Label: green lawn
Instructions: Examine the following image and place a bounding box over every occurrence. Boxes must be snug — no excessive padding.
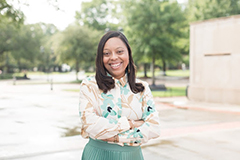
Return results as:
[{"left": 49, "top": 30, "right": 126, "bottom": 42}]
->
[
  {"left": 4, "top": 70, "right": 187, "bottom": 97},
  {"left": 151, "top": 87, "right": 186, "bottom": 97},
  {"left": 85, "top": 70, "right": 190, "bottom": 77},
  {"left": 0, "top": 71, "right": 72, "bottom": 80},
  {"left": 13, "top": 71, "right": 73, "bottom": 76},
  {"left": 64, "top": 86, "right": 187, "bottom": 97},
  {"left": 0, "top": 73, "right": 13, "bottom": 80},
  {"left": 1, "top": 69, "right": 189, "bottom": 80},
  {"left": 165, "top": 70, "right": 189, "bottom": 77},
  {"left": 84, "top": 72, "right": 95, "bottom": 76},
  {"left": 137, "top": 69, "right": 189, "bottom": 78}
]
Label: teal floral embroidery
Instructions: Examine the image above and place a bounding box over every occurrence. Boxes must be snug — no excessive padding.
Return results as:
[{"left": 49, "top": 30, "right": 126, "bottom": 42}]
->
[
  {"left": 139, "top": 95, "right": 143, "bottom": 103},
  {"left": 86, "top": 76, "right": 92, "bottom": 81},
  {"left": 117, "top": 110, "right": 122, "bottom": 118},
  {"left": 116, "top": 98, "right": 122, "bottom": 108},
  {"left": 121, "top": 84, "right": 129, "bottom": 95},
  {"left": 142, "top": 100, "right": 156, "bottom": 119},
  {"left": 101, "top": 93, "right": 117, "bottom": 118},
  {"left": 127, "top": 128, "right": 143, "bottom": 139},
  {"left": 145, "top": 122, "right": 150, "bottom": 127},
  {"left": 116, "top": 98, "right": 122, "bottom": 118},
  {"left": 109, "top": 118, "right": 117, "bottom": 124}
]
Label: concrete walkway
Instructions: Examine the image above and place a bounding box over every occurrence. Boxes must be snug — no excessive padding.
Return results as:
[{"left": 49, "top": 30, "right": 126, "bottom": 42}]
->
[{"left": 1, "top": 76, "right": 240, "bottom": 160}]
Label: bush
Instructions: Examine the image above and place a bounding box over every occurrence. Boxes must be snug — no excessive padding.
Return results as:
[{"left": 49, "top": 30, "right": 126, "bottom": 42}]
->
[{"left": 0, "top": 73, "right": 13, "bottom": 80}]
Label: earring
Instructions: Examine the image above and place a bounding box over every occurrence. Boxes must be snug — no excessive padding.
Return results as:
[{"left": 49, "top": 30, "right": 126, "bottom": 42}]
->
[{"left": 128, "top": 65, "right": 130, "bottom": 73}]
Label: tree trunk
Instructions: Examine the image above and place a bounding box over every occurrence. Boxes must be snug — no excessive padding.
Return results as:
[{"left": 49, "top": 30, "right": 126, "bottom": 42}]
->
[
  {"left": 162, "top": 59, "right": 167, "bottom": 76},
  {"left": 151, "top": 56, "right": 156, "bottom": 86},
  {"left": 76, "top": 60, "right": 79, "bottom": 81},
  {"left": 58, "top": 66, "right": 62, "bottom": 72},
  {"left": 17, "top": 60, "right": 22, "bottom": 72},
  {"left": 144, "top": 63, "right": 148, "bottom": 78},
  {"left": 5, "top": 54, "right": 10, "bottom": 73}
]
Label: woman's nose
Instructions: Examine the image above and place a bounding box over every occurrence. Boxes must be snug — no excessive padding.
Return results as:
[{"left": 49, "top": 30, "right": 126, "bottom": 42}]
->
[{"left": 110, "top": 52, "right": 118, "bottom": 60}]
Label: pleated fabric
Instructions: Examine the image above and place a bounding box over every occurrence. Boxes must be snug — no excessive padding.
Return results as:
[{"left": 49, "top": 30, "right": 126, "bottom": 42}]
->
[{"left": 81, "top": 138, "right": 144, "bottom": 160}]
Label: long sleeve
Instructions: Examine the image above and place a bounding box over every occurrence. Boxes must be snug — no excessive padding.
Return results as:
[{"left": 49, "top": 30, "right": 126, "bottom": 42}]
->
[
  {"left": 79, "top": 79, "right": 130, "bottom": 140},
  {"left": 117, "top": 83, "right": 160, "bottom": 145}
]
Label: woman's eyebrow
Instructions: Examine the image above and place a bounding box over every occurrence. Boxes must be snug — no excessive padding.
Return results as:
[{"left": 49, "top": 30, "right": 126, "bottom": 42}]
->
[
  {"left": 104, "top": 47, "right": 124, "bottom": 50},
  {"left": 116, "top": 47, "right": 124, "bottom": 49}
]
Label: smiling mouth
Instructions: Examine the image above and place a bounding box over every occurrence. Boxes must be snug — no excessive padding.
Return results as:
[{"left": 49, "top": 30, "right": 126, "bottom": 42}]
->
[{"left": 110, "top": 63, "right": 122, "bottom": 69}]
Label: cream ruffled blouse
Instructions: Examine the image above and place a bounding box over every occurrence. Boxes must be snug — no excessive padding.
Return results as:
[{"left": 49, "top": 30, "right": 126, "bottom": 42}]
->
[{"left": 79, "top": 75, "right": 160, "bottom": 146}]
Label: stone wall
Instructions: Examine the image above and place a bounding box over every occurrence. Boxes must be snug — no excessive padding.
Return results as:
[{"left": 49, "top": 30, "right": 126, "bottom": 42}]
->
[{"left": 188, "top": 15, "right": 240, "bottom": 105}]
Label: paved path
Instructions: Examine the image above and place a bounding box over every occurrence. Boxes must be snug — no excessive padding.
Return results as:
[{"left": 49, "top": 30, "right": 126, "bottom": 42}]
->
[{"left": 1, "top": 77, "right": 240, "bottom": 160}]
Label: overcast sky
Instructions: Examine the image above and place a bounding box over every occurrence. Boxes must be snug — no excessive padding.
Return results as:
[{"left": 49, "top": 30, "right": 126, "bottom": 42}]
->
[{"left": 15, "top": 0, "right": 82, "bottom": 30}]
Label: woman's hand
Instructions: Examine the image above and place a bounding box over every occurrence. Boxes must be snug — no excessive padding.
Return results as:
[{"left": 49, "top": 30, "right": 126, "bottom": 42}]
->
[
  {"left": 102, "top": 120, "right": 144, "bottom": 142},
  {"left": 102, "top": 135, "right": 119, "bottom": 142},
  {"left": 129, "top": 119, "right": 144, "bottom": 129},
  {"left": 134, "top": 120, "right": 145, "bottom": 128}
]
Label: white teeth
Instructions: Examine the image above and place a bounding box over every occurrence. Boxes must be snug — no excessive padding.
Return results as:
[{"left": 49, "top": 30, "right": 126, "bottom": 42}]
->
[{"left": 111, "top": 63, "right": 121, "bottom": 67}]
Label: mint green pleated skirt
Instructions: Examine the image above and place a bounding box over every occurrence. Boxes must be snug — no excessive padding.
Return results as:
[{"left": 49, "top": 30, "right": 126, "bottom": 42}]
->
[{"left": 81, "top": 138, "right": 144, "bottom": 160}]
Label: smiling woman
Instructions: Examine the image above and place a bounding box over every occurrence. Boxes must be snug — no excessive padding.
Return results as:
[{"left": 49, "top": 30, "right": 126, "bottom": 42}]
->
[
  {"left": 78, "top": 31, "right": 160, "bottom": 160},
  {"left": 103, "top": 37, "right": 129, "bottom": 79}
]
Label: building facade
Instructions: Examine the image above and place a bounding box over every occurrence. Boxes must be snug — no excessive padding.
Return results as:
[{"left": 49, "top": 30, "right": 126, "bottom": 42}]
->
[{"left": 188, "top": 15, "right": 240, "bottom": 105}]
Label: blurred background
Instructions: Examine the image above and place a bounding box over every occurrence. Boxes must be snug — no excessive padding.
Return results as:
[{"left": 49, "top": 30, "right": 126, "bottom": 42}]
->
[
  {"left": 1, "top": 0, "right": 239, "bottom": 85},
  {"left": 1, "top": 0, "right": 240, "bottom": 160},
  {"left": 1, "top": 0, "right": 193, "bottom": 83}
]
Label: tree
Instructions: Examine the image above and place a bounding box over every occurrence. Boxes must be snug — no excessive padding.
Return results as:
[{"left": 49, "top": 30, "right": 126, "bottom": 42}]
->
[
  {"left": 0, "top": 22, "right": 57, "bottom": 74},
  {"left": 37, "top": 23, "right": 59, "bottom": 73},
  {"left": 75, "top": 0, "right": 121, "bottom": 31},
  {"left": 0, "top": 18, "right": 17, "bottom": 57},
  {"left": 0, "top": 0, "right": 62, "bottom": 75},
  {"left": 123, "top": 0, "right": 188, "bottom": 85},
  {"left": 56, "top": 25, "right": 100, "bottom": 80},
  {"left": 0, "top": 17, "right": 21, "bottom": 73},
  {"left": 10, "top": 23, "right": 45, "bottom": 73},
  {"left": 187, "top": 0, "right": 240, "bottom": 21},
  {"left": 0, "top": 0, "right": 24, "bottom": 24}
]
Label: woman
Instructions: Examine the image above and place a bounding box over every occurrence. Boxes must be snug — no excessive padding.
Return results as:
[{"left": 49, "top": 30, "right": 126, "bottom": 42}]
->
[{"left": 79, "top": 31, "right": 160, "bottom": 160}]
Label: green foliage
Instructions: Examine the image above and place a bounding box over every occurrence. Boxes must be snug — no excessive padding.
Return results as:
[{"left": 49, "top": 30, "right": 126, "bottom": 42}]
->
[
  {"left": 0, "top": 21, "right": 59, "bottom": 73},
  {"left": 11, "top": 24, "right": 44, "bottom": 69},
  {"left": 4, "top": 0, "right": 238, "bottom": 79},
  {"left": 0, "top": 0, "right": 24, "bottom": 24},
  {"left": 124, "top": 0, "right": 186, "bottom": 56},
  {"left": 187, "top": 0, "right": 240, "bottom": 21},
  {"left": 0, "top": 23, "right": 42, "bottom": 72},
  {"left": 38, "top": 23, "right": 59, "bottom": 72},
  {"left": 58, "top": 25, "right": 99, "bottom": 63},
  {"left": 76, "top": 0, "right": 121, "bottom": 31},
  {"left": 123, "top": 0, "right": 188, "bottom": 84},
  {"left": 0, "top": 18, "right": 17, "bottom": 56},
  {"left": 55, "top": 24, "right": 101, "bottom": 79}
]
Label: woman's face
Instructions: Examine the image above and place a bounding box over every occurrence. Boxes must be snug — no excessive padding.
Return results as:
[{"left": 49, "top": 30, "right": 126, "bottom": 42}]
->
[{"left": 103, "top": 37, "right": 129, "bottom": 79}]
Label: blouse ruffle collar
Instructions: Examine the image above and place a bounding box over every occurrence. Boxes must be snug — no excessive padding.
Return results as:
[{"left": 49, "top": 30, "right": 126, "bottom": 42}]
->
[{"left": 107, "top": 72, "right": 128, "bottom": 87}]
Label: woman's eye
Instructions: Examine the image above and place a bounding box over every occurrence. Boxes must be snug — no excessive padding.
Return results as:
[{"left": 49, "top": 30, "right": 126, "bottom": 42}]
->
[
  {"left": 117, "top": 50, "right": 123, "bottom": 54},
  {"left": 103, "top": 52, "right": 110, "bottom": 56}
]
